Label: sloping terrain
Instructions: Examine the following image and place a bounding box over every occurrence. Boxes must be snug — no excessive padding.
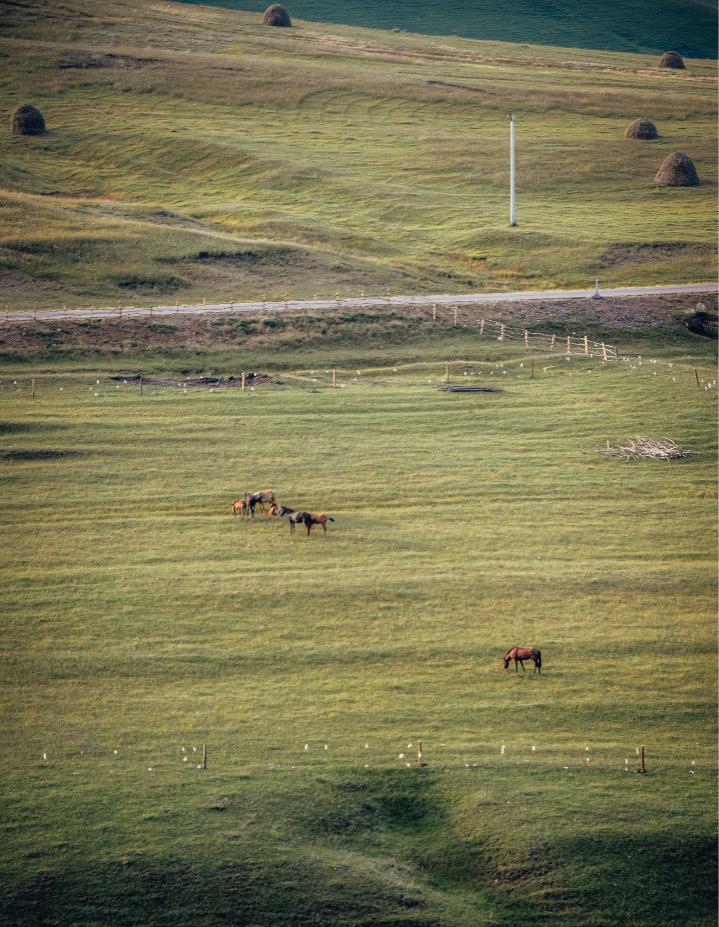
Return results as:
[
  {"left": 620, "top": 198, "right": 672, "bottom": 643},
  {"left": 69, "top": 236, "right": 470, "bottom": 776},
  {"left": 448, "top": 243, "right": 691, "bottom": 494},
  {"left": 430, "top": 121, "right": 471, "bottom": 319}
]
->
[{"left": 0, "top": 0, "right": 716, "bottom": 309}]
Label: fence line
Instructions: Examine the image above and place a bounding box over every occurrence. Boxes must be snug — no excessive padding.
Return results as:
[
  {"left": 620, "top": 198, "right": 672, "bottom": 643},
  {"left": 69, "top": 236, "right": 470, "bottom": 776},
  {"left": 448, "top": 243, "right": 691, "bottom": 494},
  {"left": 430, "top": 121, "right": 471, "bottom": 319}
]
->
[{"left": 25, "top": 738, "right": 712, "bottom": 777}]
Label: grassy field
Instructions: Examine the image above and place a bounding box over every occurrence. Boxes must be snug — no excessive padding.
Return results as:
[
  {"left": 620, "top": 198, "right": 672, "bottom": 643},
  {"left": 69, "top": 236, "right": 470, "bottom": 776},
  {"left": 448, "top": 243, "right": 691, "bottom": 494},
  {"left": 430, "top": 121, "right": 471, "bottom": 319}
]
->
[
  {"left": 179, "top": 0, "right": 719, "bottom": 58},
  {"left": 0, "top": 0, "right": 716, "bottom": 310},
  {"left": 0, "top": 311, "right": 716, "bottom": 925}
]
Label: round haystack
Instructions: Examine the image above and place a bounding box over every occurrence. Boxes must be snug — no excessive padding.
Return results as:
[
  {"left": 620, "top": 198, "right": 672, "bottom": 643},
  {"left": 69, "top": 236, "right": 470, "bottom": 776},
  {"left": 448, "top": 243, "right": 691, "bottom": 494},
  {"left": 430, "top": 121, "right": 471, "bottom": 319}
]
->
[
  {"left": 10, "top": 103, "right": 46, "bottom": 136},
  {"left": 658, "top": 51, "right": 685, "bottom": 69},
  {"left": 624, "top": 117, "right": 658, "bottom": 140},
  {"left": 653, "top": 151, "right": 700, "bottom": 186},
  {"left": 261, "top": 4, "right": 291, "bottom": 26}
]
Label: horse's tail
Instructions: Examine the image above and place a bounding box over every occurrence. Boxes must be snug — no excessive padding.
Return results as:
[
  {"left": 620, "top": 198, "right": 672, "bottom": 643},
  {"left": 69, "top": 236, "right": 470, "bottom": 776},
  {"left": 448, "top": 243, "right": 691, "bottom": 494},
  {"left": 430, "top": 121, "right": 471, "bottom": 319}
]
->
[
  {"left": 534, "top": 649, "right": 542, "bottom": 668},
  {"left": 328, "top": 516, "right": 335, "bottom": 522}
]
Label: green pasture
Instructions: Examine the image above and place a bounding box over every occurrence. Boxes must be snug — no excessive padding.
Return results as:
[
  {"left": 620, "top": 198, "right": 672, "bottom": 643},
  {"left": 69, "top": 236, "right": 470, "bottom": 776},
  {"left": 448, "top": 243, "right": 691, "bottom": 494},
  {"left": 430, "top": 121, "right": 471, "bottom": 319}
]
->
[
  {"left": 0, "top": 0, "right": 717, "bottom": 309},
  {"left": 0, "top": 319, "right": 716, "bottom": 925},
  {"left": 178, "top": 0, "right": 718, "bottom": 58}
]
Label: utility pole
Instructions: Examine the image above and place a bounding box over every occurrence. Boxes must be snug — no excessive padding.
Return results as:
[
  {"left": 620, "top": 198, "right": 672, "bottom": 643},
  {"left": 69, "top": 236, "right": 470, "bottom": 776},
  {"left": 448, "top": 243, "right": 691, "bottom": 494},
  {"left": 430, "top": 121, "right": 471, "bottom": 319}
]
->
[{"left": 509, "top": 112, "right": 517, "bottom": 227}]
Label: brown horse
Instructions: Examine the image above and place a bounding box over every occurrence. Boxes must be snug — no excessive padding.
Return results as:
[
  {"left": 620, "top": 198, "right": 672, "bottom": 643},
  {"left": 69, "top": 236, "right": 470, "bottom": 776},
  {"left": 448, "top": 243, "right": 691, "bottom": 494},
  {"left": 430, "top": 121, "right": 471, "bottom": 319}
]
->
[
  {"left": 303, "top": 512, "right": 336, "bottom": 536},
  {"left": 503, "top": 647, "right": 542, "bottom": 674}
]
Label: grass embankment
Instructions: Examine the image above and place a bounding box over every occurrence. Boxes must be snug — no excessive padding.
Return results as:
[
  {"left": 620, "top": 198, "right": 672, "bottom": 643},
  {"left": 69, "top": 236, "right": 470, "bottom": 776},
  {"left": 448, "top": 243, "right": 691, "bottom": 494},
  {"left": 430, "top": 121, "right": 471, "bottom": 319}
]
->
[
  {"left": 0, "top": 0, "right": 716, "bottom": 309},
  {"left": 0, "top": 316, "right": 716, "bottom": 925}
]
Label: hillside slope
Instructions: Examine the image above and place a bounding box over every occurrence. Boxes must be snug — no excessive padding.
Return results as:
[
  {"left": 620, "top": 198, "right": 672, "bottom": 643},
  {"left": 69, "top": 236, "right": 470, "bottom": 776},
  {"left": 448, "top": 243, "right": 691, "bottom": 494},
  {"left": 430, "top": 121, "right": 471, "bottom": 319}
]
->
[
  {"left": 0, "top": 0, "right": 716, "bottom": 309},
  {"left": 179, "top": 0, "right": 719, "bottom": 58}
]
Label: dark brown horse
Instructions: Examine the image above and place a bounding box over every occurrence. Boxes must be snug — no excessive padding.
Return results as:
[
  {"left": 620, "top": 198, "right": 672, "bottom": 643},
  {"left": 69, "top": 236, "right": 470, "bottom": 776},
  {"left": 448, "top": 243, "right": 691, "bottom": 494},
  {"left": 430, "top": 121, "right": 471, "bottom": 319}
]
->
[
  {"left": 503, "top": 647, "right": 542, "bottom": 674},
  {"left": 303, "top": 512, "right": 336, "bottom": 535}
]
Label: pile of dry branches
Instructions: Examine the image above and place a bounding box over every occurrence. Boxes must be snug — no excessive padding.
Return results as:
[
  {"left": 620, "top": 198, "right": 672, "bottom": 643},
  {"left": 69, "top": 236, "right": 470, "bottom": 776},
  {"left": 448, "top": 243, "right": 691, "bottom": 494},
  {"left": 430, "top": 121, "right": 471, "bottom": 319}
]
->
[{"left": 604, "top": 436, "right": 692, "bottom": 461}]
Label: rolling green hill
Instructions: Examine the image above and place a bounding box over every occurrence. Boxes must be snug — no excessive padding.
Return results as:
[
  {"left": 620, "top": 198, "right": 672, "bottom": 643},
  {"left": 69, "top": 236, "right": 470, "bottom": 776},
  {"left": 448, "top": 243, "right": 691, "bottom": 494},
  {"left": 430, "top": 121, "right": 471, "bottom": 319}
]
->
[
  {"left": 0, "top": 0, "right": 716, "bottom": 310},
  {"left": 179, "top": 0, "right": 718, "bottom": 58}
]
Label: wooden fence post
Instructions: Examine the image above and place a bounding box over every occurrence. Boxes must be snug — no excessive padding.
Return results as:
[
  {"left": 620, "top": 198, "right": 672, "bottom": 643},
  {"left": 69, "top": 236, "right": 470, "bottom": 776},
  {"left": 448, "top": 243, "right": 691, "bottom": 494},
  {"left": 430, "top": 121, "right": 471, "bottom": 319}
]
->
[
  {"left": 601, "top": 341, "right": 608, "bottom": 362},
  {"left": 583, "top": 335, "right": 589, "bottom": 355},
  {"left": 241, "top": 372, "right": 246, "bottom": 391},
  {"left": 454, "top": 306, "right": 458, "bottom": 325},
  {"left": 694, "top": 368, "right": 701, "bottom": 389},
  {"left": 332, "top": 368, "right": 336, "bottom": 388},
  {"left": 432, "top": 304, "right": 437, "bottom": 321},
  {"left": 524, "top": 329, "right": 529, "bottom": 349},
  {"left": 480, "top": 318, "right": 485, "bottom": 335},
  {"left": 417, "top": 741, "right": 425, "bottom": 767},
  {"left": 500, "top": 323, "right": 505, "bottom": 340},
  {"left": 203, "top": 743, "right": 208, "bottom": 770},
  {"left": 31, "top": 377, "right": 36, "bottom": 399},
  {"left": 566, "top": 336, "right": 571, "bottom": 356},
  {"left": 638, "top": 745, "right": 646, "bottom": 774},
  {"left": 550, "top": 334, "right": 555, "bottom": 352}
]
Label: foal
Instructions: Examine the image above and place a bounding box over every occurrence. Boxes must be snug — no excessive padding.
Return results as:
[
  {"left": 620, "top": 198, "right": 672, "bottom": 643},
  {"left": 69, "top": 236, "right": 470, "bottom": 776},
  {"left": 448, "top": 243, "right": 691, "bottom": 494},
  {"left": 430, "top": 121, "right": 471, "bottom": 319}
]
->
[{"left": 503, "top": 647, "right": 542, "bottom": 675}]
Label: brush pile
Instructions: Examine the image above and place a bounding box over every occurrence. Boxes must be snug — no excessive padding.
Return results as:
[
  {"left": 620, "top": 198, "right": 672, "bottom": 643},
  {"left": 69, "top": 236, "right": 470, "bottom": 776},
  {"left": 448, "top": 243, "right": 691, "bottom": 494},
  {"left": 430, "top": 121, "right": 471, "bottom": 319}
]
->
[{"left": 604, "top": 437, "right": 692, "bottom": 461}]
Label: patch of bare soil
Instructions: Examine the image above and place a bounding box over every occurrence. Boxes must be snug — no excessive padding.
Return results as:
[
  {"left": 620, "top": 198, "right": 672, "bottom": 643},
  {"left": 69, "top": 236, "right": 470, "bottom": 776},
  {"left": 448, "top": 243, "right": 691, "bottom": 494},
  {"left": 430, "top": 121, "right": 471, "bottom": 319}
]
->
[{"left": 111, "top": 373, "right": 272, "bottom": 389}]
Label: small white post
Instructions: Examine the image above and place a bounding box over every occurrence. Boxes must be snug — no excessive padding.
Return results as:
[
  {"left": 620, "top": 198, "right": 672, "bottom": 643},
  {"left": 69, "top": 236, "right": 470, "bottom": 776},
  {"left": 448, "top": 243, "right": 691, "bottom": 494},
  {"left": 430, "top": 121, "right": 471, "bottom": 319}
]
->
[{"left": 509, "top": 112, "right": 517, "bottom": 227}]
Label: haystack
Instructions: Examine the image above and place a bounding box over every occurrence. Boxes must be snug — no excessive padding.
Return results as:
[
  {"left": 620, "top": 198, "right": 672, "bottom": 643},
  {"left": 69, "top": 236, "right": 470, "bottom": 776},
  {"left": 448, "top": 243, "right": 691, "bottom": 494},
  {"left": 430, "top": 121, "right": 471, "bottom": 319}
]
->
[
  {"left": 658, "top": 51, "right": 685, "bottom": 69},
  {"left": 10, "top": 103, "right": 46, "bottom": 135},
  {"left": 624, "top": 118, "right": 658, "bottom": 140},
  {"left": 262, "top": 4, "right": 291, "bottom": 26},
  {"left": 653, "top": 151, "right": 700, "bottom": 186}
]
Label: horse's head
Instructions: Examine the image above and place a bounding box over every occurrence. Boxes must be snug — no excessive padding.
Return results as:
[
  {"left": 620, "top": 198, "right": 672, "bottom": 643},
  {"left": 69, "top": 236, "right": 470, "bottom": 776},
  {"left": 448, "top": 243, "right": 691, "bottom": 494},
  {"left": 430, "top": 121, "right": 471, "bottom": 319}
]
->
[
  {"left": 267, "top": 503, "right": 278, "bottom": 516},
  {"left": 502, "top": 655, "right": 511, "bottom": 669}
]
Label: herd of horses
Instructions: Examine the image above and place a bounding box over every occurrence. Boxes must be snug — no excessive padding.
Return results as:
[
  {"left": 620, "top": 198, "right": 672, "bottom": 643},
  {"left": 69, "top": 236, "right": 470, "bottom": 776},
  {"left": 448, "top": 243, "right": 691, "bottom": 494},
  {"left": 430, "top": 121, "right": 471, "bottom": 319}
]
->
[
  {"left": 231, "top": 492, "right": 542, "bottom": 669},
  {"left": 231, "top": 490, "right": 336, "bottom": 536}
]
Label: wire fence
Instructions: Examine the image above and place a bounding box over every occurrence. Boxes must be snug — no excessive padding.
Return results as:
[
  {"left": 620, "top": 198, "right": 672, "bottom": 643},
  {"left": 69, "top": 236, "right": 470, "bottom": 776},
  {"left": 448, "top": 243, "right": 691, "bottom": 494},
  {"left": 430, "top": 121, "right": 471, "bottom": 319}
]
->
[{"left": 25, "top": 738, "right": 715, "bottom": 779}]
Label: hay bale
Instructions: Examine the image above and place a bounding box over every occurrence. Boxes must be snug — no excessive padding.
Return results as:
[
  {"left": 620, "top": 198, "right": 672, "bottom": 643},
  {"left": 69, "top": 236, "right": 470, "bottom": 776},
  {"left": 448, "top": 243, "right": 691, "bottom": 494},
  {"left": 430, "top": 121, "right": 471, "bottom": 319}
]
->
[
  {"left": 659, "top": 51, "right": 685, "bottom": 69},
  {"left": 624, "top": 118, "right": 658, "bottom": 140},
  {"left": 10, "top": 104, "right": 46, "bottom": 136},
  {"left": 653, "top": 151, "right": 700, "bottom": 186},
  {"left": 261, "top": 4, "right": 291, "bottom": 26}
]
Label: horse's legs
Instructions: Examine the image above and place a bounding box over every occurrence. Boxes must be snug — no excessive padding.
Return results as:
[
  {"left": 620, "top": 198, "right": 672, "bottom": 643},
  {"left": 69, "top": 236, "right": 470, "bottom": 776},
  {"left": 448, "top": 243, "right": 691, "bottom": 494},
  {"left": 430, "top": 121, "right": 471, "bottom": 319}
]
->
[
  {"left": 519, "top": 659, "right": 525, "bottom": 672},
  {"left": 322, "top": 521, "right": 327, "bottom": 534}
]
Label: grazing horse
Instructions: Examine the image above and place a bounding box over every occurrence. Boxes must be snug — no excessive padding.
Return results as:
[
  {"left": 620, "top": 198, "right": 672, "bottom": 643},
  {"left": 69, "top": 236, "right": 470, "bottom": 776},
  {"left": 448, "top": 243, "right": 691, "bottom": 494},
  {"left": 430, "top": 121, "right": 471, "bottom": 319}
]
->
[
  {"left": 247, "top": 489, "right": 275, "bottom": 515},
  {"left": 268, "top": 503, "right": 309, "bottom": 533},
  {"left": 503, "top": 647, "right": 542, "bottom": 674},
  {"left": 302, "top": 512, "right": 336, "bottom": 536}
]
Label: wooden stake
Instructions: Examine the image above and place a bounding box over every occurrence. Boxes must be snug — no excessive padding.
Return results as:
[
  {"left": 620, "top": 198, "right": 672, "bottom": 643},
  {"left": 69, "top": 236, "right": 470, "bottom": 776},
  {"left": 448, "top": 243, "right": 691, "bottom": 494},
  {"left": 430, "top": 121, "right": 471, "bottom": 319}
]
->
[
  {"left": 500, "top": 323, "right": 505, "bottom": 340},
  {"left": 31, "top": 377, "right": 36, "bottom": 399},
  {"left": 453, "top": 306, "right": 458, "bottom": 325},
  {"left": 583, "top": 335, "right": 589, "bottom": 355},
  {"left": 203, "top": 743, "right": 208, "bottom": 770},
  {"left": 530, "top": 360, "right": 534, "bottom": 379},
  {"left": 601, "top": 341, "right": 608, "bottom": 362},
  {"left": 432, "top": 304, "right": 437, "bottom": 321},
  {"left": 524, "top": 329, "right": 529, "bottom": 348},
  {"left": 332, "top": 368, "right": 336, "bottom": 388},
  {"left": 480, "top": 318, "right": 485, "bottom": 335},
  {"left": 417, "top": 741, "right": 425, "bottom": 767},
  {"left": 241, "top": 371, "right": 246, "bottom": 391},
  {"left": 550, "top": 334, "right": 555, "bottom": 352},
  {"left": 566, "top": 335, "right": 571, "bottom": 356},
  {"left": 638, "top": 745, "right": 646, "bottom": 774},
  {"left": 694, "top": 368, "right": 701, "bottom": 389}
]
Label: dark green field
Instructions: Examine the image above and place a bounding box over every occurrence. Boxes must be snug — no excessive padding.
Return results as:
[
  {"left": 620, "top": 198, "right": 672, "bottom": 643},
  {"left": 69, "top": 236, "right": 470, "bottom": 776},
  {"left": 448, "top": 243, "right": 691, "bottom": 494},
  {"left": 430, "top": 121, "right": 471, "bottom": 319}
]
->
[{"left": 179, "top": 0, "right": 718, "bottom": 58}]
